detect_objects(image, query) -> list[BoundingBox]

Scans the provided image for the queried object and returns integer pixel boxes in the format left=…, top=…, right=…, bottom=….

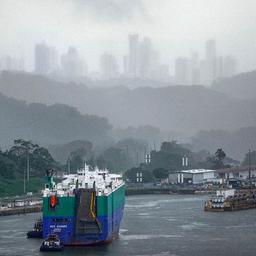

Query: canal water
left=0, top=194, right=256, bottom=256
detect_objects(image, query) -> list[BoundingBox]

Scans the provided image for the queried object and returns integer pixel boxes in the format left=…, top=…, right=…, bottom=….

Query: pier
left=0, top=204, right=41, bottom=216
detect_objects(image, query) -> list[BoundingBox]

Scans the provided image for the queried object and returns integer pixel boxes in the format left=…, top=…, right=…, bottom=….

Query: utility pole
left=27, top=149, right=30, bottom=182
left=23, top=168, right=26, bottom=194
left=249, top=149, right=251, bottom=185
left=68, top=157, right=71, bottom=174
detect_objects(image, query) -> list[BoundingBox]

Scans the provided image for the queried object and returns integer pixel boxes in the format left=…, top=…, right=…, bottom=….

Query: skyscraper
left=175, top=58, right=190, bottom=85
left=223, top=56, right=237, bottom=77
left=0, top=55, right=24, bottom=72
left=61, top=47, right=87, bottom=79
left=34, top=43, right=58, bottom=75
left=100, top=52, right=119, bottom=79
left=205, top=39, right=217, bottom=85
left=128, top=34, right=139, bottom=77
left=139, top=37, right=153, bottom=78
left=123, top=55, right=129, bottom=76
left=190, top=51, right=200, bottom=85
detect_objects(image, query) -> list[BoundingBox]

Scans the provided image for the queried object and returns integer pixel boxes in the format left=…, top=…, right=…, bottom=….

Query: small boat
left=27, top=219, right=43, bottom=238
left=40, top=233, right=63, bottom=252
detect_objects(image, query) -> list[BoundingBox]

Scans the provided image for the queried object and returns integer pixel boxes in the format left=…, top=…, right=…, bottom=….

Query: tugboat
left=40, top=233, right=63, bottom=252
left=27, top=218, right=43, bottom=238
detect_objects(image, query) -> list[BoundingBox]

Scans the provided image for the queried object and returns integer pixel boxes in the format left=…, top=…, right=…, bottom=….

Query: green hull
left=43, top=185, right=125, bottom=217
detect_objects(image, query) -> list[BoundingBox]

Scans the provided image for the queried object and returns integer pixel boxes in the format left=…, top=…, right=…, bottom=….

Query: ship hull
left=205, top=202, right=256, bottom=212
left=42, top=184, right=125, bottom=246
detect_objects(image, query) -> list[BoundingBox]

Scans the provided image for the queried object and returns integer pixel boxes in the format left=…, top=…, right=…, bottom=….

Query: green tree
left=96, top=147, right=128, bottom=173
left=30, top=147, right=56, bottom=173
left=242, top=150, right=256, bottom=166
left=149, top=141, right=195, bottom=172
left=69, top=148, right=86, bottom=172
left=214, top=148, right=226, bottom=168
left=7, top=139, right=57, bottom=176
left=153, top=168, right=169, bottom=180
left=125, top=166, right=154, bottom=183
left=0, top=152, right=18, bottom=179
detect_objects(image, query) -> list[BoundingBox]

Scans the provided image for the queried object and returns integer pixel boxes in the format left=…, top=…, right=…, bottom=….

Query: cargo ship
left=42, top=164, right=125, bottom=245
left=204, top=188, right=256, bottom=211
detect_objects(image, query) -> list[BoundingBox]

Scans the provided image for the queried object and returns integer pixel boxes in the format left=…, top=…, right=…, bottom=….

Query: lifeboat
left=49, top=194, right=57, bottom=208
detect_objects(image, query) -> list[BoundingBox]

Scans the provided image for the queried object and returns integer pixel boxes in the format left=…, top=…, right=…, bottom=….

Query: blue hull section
left=43, top=203, right=124, bottom=245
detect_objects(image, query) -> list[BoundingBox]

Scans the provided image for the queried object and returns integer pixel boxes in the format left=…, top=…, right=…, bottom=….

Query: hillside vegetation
left=0, top=92, right=112, bottom=148
left=1, top=71, right=256, bottom=135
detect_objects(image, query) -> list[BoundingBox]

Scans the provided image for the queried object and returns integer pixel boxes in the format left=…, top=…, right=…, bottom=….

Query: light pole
left=67, top=156, right=71, bottom=174
left=249, top=149, right=251, bottom=185
left=23, top=168, right=26, bottom=194
left=27, top=149, right=30, bottom=182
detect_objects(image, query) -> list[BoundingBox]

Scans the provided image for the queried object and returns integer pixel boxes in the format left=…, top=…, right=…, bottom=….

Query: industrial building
left=169, top=169, right=216, bottom=185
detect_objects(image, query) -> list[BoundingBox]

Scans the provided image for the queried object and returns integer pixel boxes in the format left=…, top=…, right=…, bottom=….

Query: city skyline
left=1, top=35, right=238, bottom=85
left=0, top=0, right=256, bottom=76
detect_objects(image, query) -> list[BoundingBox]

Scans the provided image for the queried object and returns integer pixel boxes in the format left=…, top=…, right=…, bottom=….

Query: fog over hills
left=1, top=70, right=256, bottom=160
left=212, top=70, right=256, bottom=99
left=0, top=91, right=112, bottom=148
left=1, top=71, right=256, bottom=136
left=191, top=126, right=256, bottom=160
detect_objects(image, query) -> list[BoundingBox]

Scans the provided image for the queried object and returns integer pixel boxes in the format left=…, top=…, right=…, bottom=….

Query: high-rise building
left=190, top=51, right=200, bottom=85
left=216, top=56, right=224, bottom=79
left=34, top=43, right=58, bottom=75
left=206, top=39, right=216, bottom=61
left=175, top=58, right=190, bottom=85
left=205, top=39, right=217, bottom=85
left=100, top=52, right=119, bottom=79
left=139, top=37, right=153, bottom=78
left=61, top=47, right=87, bottom=79
left=123, top=55, right=129, bottom=76
left=223, top=56, right=237, bottom=77
left=125, top=34, right=169, bottom=81
left=0, top=55, right=24, bottom=72
left=128, top=34, right=139, bottom=77
left=151, top=64, right=170, bottom=82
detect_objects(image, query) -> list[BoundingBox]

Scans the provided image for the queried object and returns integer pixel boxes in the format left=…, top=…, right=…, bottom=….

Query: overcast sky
left=1, top=0, right=256, bottom=73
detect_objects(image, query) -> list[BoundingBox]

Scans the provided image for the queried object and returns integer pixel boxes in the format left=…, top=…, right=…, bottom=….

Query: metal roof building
left=169, top=169, right=216, bottom=184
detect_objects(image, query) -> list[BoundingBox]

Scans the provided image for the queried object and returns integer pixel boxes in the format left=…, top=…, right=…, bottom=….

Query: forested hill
left=191, top=126, right=256, bottom=160
left=1, top=71, right=256, bottom=135
left=0, top=93, right=112, bottom=148
left=212, top=70, right=256, bottom=99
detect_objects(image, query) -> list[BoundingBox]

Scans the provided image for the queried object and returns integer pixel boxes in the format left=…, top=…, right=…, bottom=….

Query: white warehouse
left=169, top=169, right=216, bottom=184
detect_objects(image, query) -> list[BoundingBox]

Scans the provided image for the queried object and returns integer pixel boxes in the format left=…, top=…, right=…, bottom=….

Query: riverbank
left=125, top=186, right=212, bottom=196
left=0, top=188, right=211, bottom=216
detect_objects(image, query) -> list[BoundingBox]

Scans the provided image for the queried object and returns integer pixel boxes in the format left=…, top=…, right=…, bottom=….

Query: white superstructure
left=43, top=164, right=124, bottom=197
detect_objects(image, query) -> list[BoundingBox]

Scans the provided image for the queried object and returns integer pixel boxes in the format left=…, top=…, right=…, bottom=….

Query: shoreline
left=0, top=205, right=41, bottom=217
left=125, top=187, right=211, bottom=196
left=0, top=189, right=211, bottom=216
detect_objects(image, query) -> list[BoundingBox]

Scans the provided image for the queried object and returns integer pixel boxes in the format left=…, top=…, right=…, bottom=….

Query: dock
left=0, top=204, right=42, bottom=216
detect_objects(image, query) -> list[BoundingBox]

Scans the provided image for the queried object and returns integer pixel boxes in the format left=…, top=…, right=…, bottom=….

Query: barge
left=204, top=188, right=256, bottom=211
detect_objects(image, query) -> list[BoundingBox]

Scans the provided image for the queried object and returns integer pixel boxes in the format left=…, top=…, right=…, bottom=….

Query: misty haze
left=1, top=1, right=256, bottom=256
